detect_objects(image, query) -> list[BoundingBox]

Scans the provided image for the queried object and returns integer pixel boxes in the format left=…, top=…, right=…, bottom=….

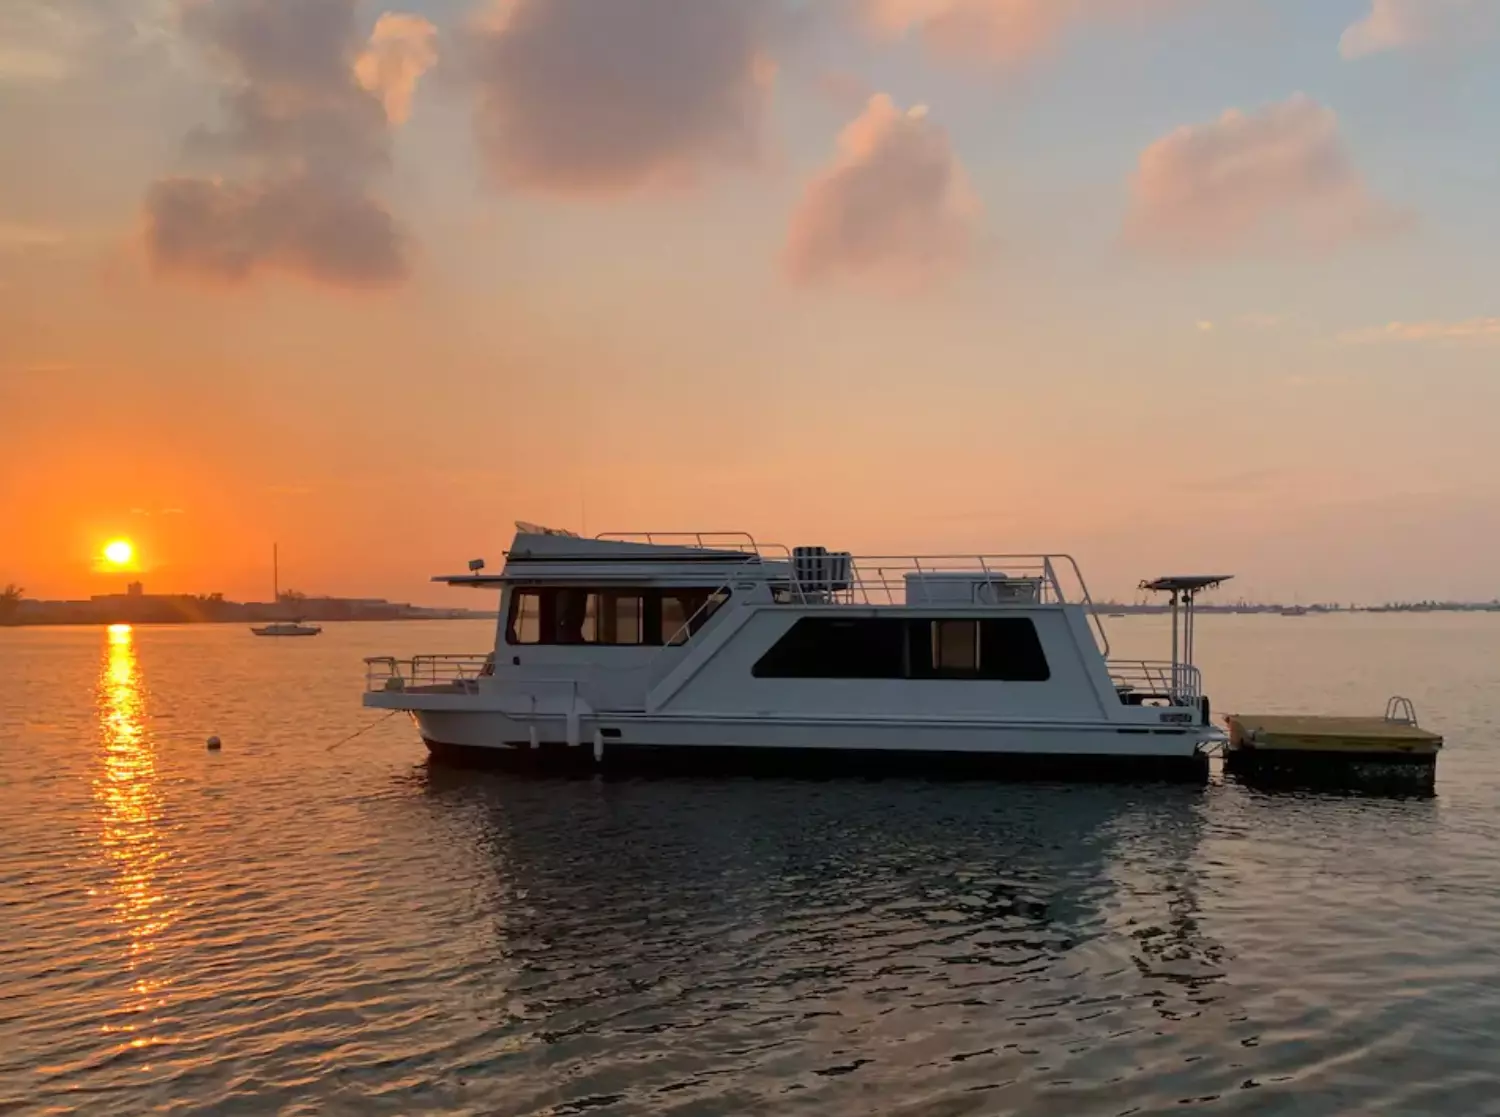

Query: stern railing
left=365, top=653, right=492, bottom=693
left=1108, top=660, right=1203, bottom=704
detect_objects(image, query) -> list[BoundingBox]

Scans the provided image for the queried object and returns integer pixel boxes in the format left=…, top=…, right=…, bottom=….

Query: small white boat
left=362, top=524, right=1231, bottom=780
left=252, top=621, right=322, bottom=637
left=251, top=544, right=321, bottom=637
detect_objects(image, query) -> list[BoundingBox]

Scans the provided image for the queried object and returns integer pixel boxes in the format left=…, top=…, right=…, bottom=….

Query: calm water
left=3, top=616, right=1500, bottom=1115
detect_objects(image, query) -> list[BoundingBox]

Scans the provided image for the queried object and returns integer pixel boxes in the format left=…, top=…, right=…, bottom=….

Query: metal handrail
left=778, top=552, right=1108, bottom=657
left=595, top=531, right=771, bottom=557
left=1108, top=659, right=1203, bottom=703
left=642, top=550, right=1113, bottom=668
left=364, top=653, right=492, bottom=692
left=1385, top=695, right=1418, bottom=725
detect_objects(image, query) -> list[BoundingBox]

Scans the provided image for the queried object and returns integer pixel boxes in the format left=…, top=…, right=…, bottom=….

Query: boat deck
left=1226, top=714, right=1443, bottom=755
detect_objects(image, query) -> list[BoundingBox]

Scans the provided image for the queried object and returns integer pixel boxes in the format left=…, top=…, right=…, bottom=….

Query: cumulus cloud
left=143, top=0, right=436, bottom=287
left=785, top=94, right=981, bottom=288
left=862, top=0, right=1176, bottom=65
left=463, top=0, right=780, bottom=195
left=1124, top=94, right=1402, bottom=257
left=1340, top=0, right=1494, bottom=59
left=357, top=13, right=440, bottom=126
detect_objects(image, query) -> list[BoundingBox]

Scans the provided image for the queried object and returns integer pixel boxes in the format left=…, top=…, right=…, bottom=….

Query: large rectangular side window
left=752, top=618, right=907, bottom=679
left=759, top=616, right=1051, bottom=681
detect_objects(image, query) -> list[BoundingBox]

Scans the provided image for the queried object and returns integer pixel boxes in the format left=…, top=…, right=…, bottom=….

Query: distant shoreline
left=1098, top=605, right=1500, bottom=616
left=0, top=615, right=497, bottom=629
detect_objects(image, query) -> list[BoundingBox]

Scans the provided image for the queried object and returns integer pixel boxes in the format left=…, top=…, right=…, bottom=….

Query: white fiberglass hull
left=365, top=697, right=1212, bottom=779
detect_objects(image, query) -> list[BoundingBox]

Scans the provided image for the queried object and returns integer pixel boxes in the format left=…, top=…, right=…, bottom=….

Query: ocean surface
left=2, top=615, right=1499, bottom=1115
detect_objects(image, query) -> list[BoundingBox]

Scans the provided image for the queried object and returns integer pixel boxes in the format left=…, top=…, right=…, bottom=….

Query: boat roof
left=433, top=524, right=775, bottom=587
left=1140, top=575, right=1234, bottom=593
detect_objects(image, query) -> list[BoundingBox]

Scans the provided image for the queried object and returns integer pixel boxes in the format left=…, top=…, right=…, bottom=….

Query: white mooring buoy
left=206, top=735, right=222, bottom=751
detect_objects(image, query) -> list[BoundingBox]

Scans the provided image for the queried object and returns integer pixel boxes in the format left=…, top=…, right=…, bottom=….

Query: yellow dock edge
left=1225, top=713, right=1443, bottom=757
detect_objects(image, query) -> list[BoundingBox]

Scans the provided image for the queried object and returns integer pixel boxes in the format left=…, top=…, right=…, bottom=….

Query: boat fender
left=1200, top=696, right=1211, bottom=726
left=566, top=708, right=581, bottom=748
left=593, top=728, right=604, bottom=764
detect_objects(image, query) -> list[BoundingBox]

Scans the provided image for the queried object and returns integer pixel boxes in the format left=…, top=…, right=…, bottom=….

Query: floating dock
left=1225, top=698, right=1442, bottom=790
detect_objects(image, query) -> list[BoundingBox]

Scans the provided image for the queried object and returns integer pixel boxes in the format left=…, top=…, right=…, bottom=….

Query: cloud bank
left=0, top=0, right=174, bottom=84
left=143, top=0, right=436, bottom=287
left=464, top=0, right=780, bottom=195
left=785, top=94, right=981, bottom=288
left=1125, top=94, right=1401, bottom=257
left=1340, top=318, right=1500, bottom=346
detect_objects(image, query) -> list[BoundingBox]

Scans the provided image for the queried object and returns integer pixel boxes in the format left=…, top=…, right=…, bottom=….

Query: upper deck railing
left=623, top=543, right=1112, bottom=656
left=595, top=532, right=780, bottom=558
left=778, top=553, right=1110, bottom=656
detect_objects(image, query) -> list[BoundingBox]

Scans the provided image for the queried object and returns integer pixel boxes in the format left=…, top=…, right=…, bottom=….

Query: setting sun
left=103, top=540, right=134, bottom=567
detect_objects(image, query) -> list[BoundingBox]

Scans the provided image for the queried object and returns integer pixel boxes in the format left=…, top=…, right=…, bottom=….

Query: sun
left=103, top=540, right=134, bottom=567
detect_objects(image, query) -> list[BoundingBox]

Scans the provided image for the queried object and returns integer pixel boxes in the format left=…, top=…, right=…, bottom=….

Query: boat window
left=507, top=587, right=731, bottom=646
left=553, top=588, right=595, bottom=645
left=752, top=618, right=907, bottom=679
left=662, top=589, right=731, bottom=646
left=507, top=591, right=541, bottom=645
left=932, top=620, right=978, bottom=675
left=978, top=618, right=1050, bottom=681
left=596, top=592, right=644, bottom=646
left=756, top=616, right=1050, bottom=681
left=660, top=594, right=687, bottom=645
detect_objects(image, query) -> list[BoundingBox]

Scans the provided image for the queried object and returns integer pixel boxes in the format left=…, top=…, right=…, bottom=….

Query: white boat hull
left=365, top=697, right=1212, bottom=779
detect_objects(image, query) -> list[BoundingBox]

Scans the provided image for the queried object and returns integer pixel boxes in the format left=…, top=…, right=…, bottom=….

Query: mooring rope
left=326, top=710, right=400, bottom=752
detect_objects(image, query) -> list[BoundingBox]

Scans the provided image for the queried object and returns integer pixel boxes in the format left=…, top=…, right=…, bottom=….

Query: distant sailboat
left=251, top=544, right=321, bottom=637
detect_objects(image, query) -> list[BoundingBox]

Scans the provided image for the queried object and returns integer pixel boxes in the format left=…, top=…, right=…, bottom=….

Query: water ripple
left=2, top=620, right=1500, bottom=1113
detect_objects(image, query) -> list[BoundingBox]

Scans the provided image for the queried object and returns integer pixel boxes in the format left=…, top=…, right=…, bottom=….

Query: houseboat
left=363, top=524, right=1229, bottom=780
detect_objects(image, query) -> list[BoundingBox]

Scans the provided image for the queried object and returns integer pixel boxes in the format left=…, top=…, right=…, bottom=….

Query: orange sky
left=5, top=0, right=1500, bottom=606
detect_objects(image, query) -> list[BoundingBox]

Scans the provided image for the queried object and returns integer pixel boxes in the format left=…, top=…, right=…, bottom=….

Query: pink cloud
left=1124, top=94, right=1404, bottom=257
left=356, top=13, right=440, bottom=126
left=785, top=94, right=981, bottom=289
left=862, top=0, right=1178, bottom=65
left=142, top=0, right=436, bottom=288
left=1340, top=0, right=1494, bottom=59
left=464, top=0, right=781, bottom=195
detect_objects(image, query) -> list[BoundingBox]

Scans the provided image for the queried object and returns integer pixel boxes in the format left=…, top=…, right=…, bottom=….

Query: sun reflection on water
left=94, top=624, right=173, bottom=1052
